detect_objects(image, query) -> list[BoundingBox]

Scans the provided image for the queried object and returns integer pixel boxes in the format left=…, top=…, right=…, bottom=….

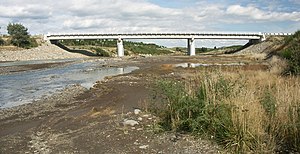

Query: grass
left=151, top=69, right=300, bottom=153
left=278, top=30, right=300, bottom=75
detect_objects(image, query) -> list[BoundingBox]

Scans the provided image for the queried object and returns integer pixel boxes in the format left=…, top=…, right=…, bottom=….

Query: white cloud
left=226, top=5, right=300, bottom=22
left=0, top=4, right=52, bottom=19
left=0, top=0, right=299, bottom=41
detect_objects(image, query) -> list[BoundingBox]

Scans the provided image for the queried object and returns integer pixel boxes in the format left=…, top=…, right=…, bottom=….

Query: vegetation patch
left=91, top=47, right=111, bottom=57
left=278, top=30, right=300, bottom=75
left=151, top=70, right=300, bottom=153
left=6, top=23, right=38, bottom=49
left=60, top=40, right=172, bottom=56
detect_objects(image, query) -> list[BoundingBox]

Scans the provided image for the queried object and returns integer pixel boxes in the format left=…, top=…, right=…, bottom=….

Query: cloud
left=0, top=0, right=299, bottom=38
left=226, top=5, right=300, bottom=22
left=0, top=5, right=52, bottom=19
left=59, top=0, right=192, bottom=32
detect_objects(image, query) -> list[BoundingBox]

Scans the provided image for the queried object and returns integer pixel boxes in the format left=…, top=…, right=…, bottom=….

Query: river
left=0, top=59, right=138, bottom=108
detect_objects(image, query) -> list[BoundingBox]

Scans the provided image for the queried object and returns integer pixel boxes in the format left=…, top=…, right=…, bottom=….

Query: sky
left=0, top=0, right=299, bottom=47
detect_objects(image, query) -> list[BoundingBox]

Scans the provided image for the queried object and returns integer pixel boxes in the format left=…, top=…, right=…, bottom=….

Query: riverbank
left=0, top=55, right=270, bottom=153
left=0, top=43, right=88, bottom=62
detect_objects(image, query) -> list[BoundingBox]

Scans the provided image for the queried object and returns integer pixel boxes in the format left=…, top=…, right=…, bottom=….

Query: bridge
left=45, top=32, right=292, bottom=57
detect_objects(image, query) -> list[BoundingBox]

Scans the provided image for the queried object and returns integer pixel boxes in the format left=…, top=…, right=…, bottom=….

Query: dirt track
left=0, top=55, right=268, bottom=153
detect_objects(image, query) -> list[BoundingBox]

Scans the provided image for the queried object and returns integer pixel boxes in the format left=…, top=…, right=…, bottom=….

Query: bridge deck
left=46, top=32, right=266, bottom=40
left=46, top=32, right=291, bottom=41
left=45, top=32, right=292, bottom=57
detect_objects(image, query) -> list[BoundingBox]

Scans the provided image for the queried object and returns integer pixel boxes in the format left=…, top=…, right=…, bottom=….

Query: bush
left=0, top=37, right=5, bottom=46
left=92, top=47, right=111, bottom=57
left=7, top=23, right=37, bottom=48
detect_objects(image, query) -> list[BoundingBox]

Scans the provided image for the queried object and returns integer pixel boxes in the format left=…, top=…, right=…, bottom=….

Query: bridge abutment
left=187, top=38, right=195, bottom=56
left=249, top=39, right=260, bottom=44
left=117, top=38, right=124, bottom=57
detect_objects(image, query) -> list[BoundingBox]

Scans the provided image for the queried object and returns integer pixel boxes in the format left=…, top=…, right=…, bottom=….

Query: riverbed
left=0, top=59, right=138, bottom=108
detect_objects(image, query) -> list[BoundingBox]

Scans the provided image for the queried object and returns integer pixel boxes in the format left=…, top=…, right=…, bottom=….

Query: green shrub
left=7, top=23, right=37, bottom=48
left=92, top=47, right=111, bottom=57
left=279, top=30, right=300, bottom=75
left=125, top=43, right=171, bottom=55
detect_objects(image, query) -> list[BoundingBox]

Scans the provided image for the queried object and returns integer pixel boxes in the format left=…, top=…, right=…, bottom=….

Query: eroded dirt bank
left=0, top=55, right=268, bottom=153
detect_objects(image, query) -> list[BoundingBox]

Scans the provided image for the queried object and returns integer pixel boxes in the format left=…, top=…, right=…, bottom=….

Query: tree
left=7, top=23, right=37, bottom=48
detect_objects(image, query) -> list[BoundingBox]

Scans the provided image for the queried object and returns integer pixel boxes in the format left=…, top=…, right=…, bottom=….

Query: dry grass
left=153, top=68, right=300, bottom=153
left=220, top=70, right=300, bottom=152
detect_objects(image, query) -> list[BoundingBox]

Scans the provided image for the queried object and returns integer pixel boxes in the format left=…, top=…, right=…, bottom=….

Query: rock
left=134, top=109, right=141, bottom=115
left=123, top=119, right=139, bottom=126
left=138, top=117, right=143, bottom=121
left=142, top=114, right=151, bottom=118
left=170, top=134, right=181, bottom=142
left=139, top=145, right=149, bottom=149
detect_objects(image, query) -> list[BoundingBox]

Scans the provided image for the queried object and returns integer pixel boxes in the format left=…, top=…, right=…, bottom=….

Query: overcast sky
left=0, top=0, right=299, bottom=47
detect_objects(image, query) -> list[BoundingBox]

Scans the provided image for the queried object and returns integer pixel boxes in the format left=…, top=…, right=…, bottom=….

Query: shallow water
left=0, top=58, right=82, bottom=67
left=0, top=60, right=138, bottom=108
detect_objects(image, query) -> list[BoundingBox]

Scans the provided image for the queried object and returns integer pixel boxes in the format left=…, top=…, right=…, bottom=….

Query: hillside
left=234, top=36, right=285, bottom=56
left=59, top=40, right=174, bottom=57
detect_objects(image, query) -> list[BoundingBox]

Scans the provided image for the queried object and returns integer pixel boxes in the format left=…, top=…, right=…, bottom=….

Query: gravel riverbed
left=0, top=43, right=88, bottom=62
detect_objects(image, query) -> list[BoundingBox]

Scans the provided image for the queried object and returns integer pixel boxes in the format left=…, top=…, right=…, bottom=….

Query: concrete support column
left=117, top=38, right=124, bottom=57
left=187, top=38, right=195, bottom=56
left=187, top=39, right=190, bottom=55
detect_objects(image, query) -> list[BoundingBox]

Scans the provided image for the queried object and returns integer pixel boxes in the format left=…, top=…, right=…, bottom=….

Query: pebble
left=123, top=119, right=139, bottom=126
left=142, top=114, right=150, bottom=118
left=0, top=43, right=87, bottom=61
left=139, top=145, right=149, bottom=149
left=134, top=109, right=141, bottom=115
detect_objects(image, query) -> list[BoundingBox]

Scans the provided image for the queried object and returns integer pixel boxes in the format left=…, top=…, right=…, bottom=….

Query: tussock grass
left=152, top=70, right=300, bottom=153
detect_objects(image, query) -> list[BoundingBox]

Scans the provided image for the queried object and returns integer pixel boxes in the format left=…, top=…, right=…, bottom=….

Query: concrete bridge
left=45, top=32, right=291, bottom=57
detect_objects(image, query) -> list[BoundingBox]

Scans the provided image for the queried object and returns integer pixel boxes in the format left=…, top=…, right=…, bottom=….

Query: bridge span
left=45, top=32, right=291, bottom=57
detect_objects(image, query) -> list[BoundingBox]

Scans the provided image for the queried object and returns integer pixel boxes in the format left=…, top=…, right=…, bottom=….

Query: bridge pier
left=187, top=38, right=195, bottom=56
left=117, top=38, right=124, bottom=57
